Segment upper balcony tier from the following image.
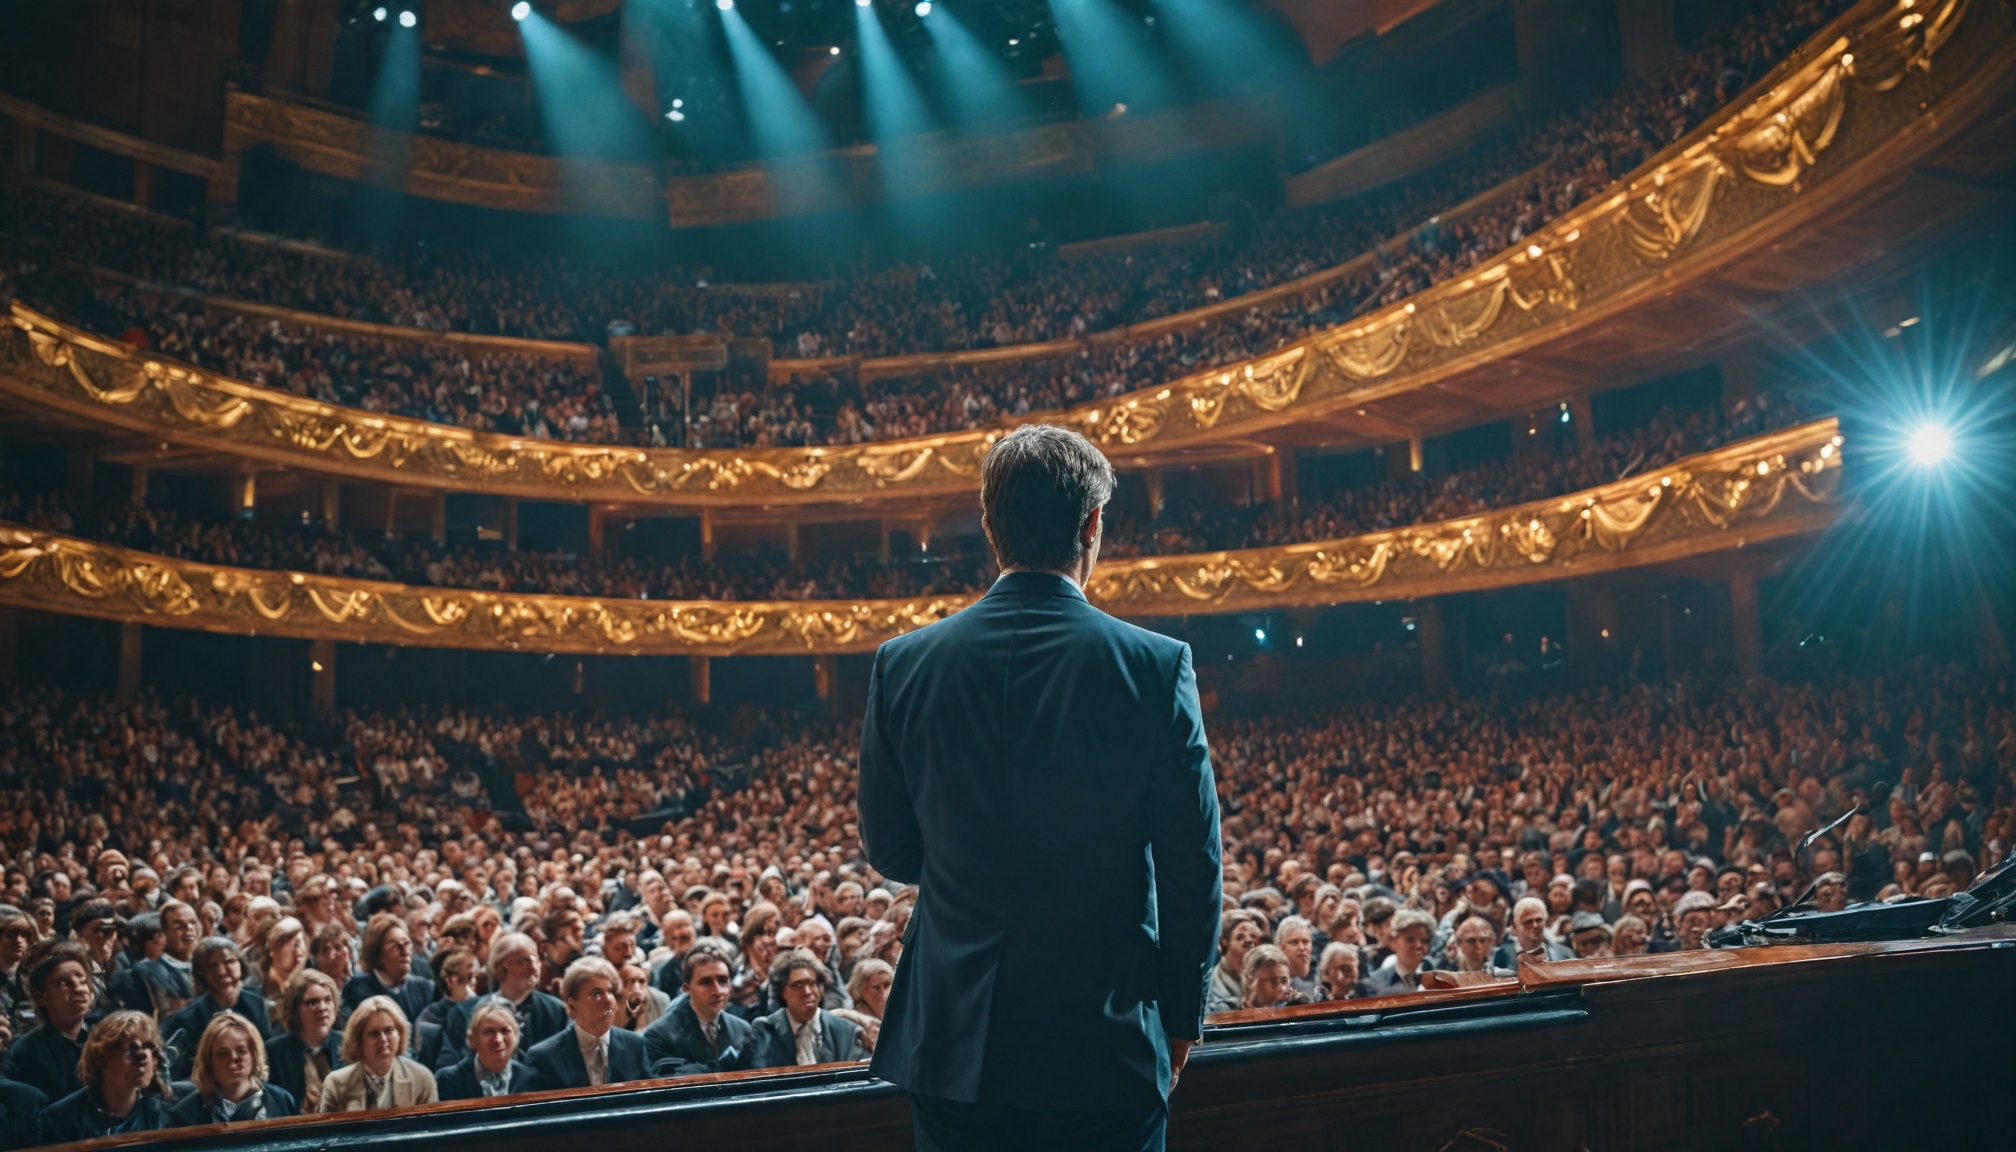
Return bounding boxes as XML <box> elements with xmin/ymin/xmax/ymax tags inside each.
<box><xmin>1</xmin><ymin>0</ymin><xmax>2007</xmax><ymax>509</ymax></box>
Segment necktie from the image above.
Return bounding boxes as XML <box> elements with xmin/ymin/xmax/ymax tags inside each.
<box><xmin>586</xmin><ymin>1038</ymin><xmax>607</xmax><ymax>1086</ymax></box>
<box><xmin>794</xmin><ymin>1018</ymin><xmax>820</xmax><ymax>1066</ymax></box>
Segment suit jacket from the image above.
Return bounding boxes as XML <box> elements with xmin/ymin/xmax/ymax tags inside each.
<box><xmin>315</xmin><ymin>1056</ymin><xmax>437</xmax><ymax>1112</ymax></box>
<box><xmin>518</xmin><ymin>1026</ymin><xmax>649</xmax><ymax>1093</ymax></box>
<box><xmin>859</xmin><ymin>571</ymin><xmax>1222</xmax><ymax>1109</ymax></box>
<box><xmin>1358</xmin><ymin>963</ymin><xmax>1437</xmax><ymax>998</ymax></box>
<box><xmin>0</xmin><ymin>1024</ymin><xmax>86</xmax><ymax>1103</ymax></box>
<box><xmin>263</xmin><ymin>1031</ymin><xmax>342</xmax><ymax>1110</ymax></box>
<box><xmin>434</xmin><ymin>1054</ymin><xmax>526</xmax><ymax>1102</ymax></box>
<box><xmin>37</xmin><ymin>1090</ymin><xmax>172</xmax><ymax>1144</ymax></box>
<box><xmin>342</xmin><ymin>972</ymin><xmax>438</xmax><ymax>1029</ymax></box>
<box><xmin>109</xmin><ymin>958</ymin><xmax>195</xmax><ymax>1020</ymax></box>
<box><xmin>641</xmin><ymin>1000</ymin><xmax>753</xmax><ymax>1078</ymax></box>
<box><xmin>747</xmin><ymin>1008</ymin><xmax>863</xmax><ymax>1070</ymax></box>
<box><xmin>433</xmin><ymin>991</ymin><xmax>567</xmax><ymax>1071</ymax></box>
<box><xmin>165</xmin><ymin>1082</ymin><xmax>299</xmax><ymax>1127</ymax></box>
<box><xmin>0</xmin><ymin>1078</ymin><xmax>48</xmax><ymax>1152</ymax></box>
<box><xmin>162</xmin><ymin>991</ymin><xmax>272</xmax><ymax>1079</ymax></box>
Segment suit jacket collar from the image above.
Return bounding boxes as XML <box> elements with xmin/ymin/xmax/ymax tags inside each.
<box><xmin>985</xmin><ymin>571</ymin><xmax>1088</xmax><ymax>603</ymax></box>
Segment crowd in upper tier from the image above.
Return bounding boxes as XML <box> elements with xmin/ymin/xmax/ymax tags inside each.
<box><xmin>0</xmin><ymin>0</ymin><xmax>1849</xmax><ymax>450</ymax></box>
<box><xmin>0</xmin><ymin>389</ymin><xmax>1812</xmax><ymax>603</ymax></box>
<box><xmin>0</xmin><ymin>655</ymin><xmax>2004</xmax><ymax>1143</ymax></box>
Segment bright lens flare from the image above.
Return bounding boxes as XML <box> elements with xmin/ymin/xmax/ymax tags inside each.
<box><xmin>1906</xmin><ymin>423</ymin><xmax>1953</xmax><ymax>466</ymax></box>
<box><xmin>512</xmin><ymin>2</ymin><xmax>531</xmax><ymax>20</ymax></box>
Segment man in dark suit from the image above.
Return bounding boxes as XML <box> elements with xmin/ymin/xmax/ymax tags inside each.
<box><xmin>0</xmin><ymin>1078</ymin><xmax>48</xmax><ymax>1152</ymax></box>
<box><xmin>518</xmin><ymin>958</ymin><xmax>649</xmax><ymax>1092</ymax></box>
<box><xmin>746</xmin><ymin>949</ymin><xmax>863</xmax><ymax>1069</ymax></box>
<box><xmin>859</xmin><ymin>425</ymin><xmax>1223</xmax><ymax>1152</ymax></box>
<box><xmin>643</xmin><ymin>943</ymin><xmax>751</xmax><ymax>1078</ymax></box>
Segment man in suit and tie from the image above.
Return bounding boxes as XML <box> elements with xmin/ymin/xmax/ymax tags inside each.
<box><xmin>643</xmin><ymin>941</ymin><xmax>752</xmax><ymax>1078</ymax></box>
<box><xmin>859</xmin><ymin>424</ymin><xmax>1224</xmax><ymax>1152</ymax></box>
<box><xmin>433</xmin><ymin>932</ymin><xmax>566</xmax><ymax>1071</ymax></box>
<box><xmin>747</xmin><ymin>949</ymin><xmax>863</xmax><ymax>1069</ymax></box>
<box><xmin>519</xmin><ymin>958</ymin><xmax>649</xmax><ymax>1092</ymax></box>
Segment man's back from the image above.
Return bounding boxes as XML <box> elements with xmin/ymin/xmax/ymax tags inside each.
<box><xmin>860</xmin><ymin>571</ymin><xmax>1222</xmax><ymax>1111</ymax></box>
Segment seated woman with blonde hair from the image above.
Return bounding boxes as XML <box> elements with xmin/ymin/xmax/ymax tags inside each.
<box><xmin>315</xmin><ymin>995</ymin><xmax>437</xmax><ymax>1112</ymax></box>
<box><xmin>37</xmin><ymin>1011</ymin><xmax>174</xmax><ymax>1144</ymax></box>
<box><xmin>169</xmin><ymin>1011</ymin><xmax>299</xmax><ymax>1127</ymax></box>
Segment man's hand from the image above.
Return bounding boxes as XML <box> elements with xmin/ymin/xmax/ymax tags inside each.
<box><xmin>1168</xmin><ymin>1038</ymin><xmax>1196</xmax><ymax>1091</ymax></box>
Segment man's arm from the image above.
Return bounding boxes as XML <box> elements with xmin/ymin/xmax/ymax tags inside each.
<box><xmin>858</xmin><ymin>646</ymin><xmax>924</xmax><ymax>885</ymax></box>
<box><xmin>1148</xmin><ymin>644</ymin><xmax>1223</xmax><ymax>1057</ymax></box>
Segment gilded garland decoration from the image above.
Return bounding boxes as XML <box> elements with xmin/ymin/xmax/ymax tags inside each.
<box><xmin>0</xmin><ymin>422</ymin><xmax>1844</xmax><ymax>655</ymax></box>
<box><xmin>0</xmin><ymin>0</ymin><xmax>1987</xmax><ymax>507</ymax></box>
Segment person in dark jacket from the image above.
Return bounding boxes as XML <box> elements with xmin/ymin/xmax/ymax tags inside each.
<box><xmin>162</xmin><ymin>938</ymin><xmax>270</xmax><ymax>1079</ymax></box>
<box><xmin>37</xmin><ymin>1011</ymin><xmax>173</xmax><ymax>1144</ymax></box>
<box><xmin>746</xmin><ymin>950</ymin><xmax>864</xmax><ymax>1070</ymax></box>
<box><xmin>0</xmin><ymin>1078</ymin><xmax>49</xmax><ymax>1152</ymax></box>
<box><xmin>857</xmin><ymin>426</ymin><xmax>1221</xmax><ymax>1151</ymax></box>
<box><xmin>435</xmin><ymin>1000</ymin><xmax>525</xmax><ymax>1101</ymax></box>
<box><xmin>518</xmin><ymin>959</ymin><xmax>649</xmax><ymax>1092</ymax></box>
<box><xmin>107</xmin><ymin>901</ymin><xmax>200</xmax><ymax>1020</ymax></box>
<box><xmin>167</xmin><ymin>1011</ymin><xmax>300</xmax><ymax>1127</ymax></box>
<box><xmin>1</xmin><ymin>941</ymin><xmax>96</xmax><ymax>1103</ymax></box>
<box><xmin>342</xmin><ymin>915</ymin><xmax>436</xmax><ymax>1033</ymax></box>
<box><xmin>263</xmin><ymin>969</ymin><xmax>343</xmax><ymax>1112</ymax></box>
<box><xmin>642</xmin><ymin>944</ymin><xmax>751</xmax><ymax>1078</ymax></box>
<box><xmin>434</xmin><ymin>933</ymin><xmax>565</xmax><ymax>1071</ymax></box>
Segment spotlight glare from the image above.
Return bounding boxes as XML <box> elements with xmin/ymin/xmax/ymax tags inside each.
<box><xmin>512</xmin><ymin>1</ymin><xmax>530</xmax><ymax>20</ymax></box>
<box><xmin>398</xmin><ymin>8</ymin><xmax>416</xmax><ymax>27</ymax></box>
<box><xmin>830</xmin><ymin>45</ymin><xmax>841</xmax><ymax>54</ymax></box>
<box><xmin>856</xmin><ymin>0</ymin><xmax>871</xmax><ymax>6</ymax></box>
<box><xmin>1906</xmin><ymin>423</ymin><xmax>1953</xmax><ymax>467</ymax></box>
<box><xmin>915</xmin><ymin>0</ymin><xmax>931</xmax><ymax>13</ymax></box>
<box><xmin>1254</xmin><ymin>628</ymin><xmax>1266</xmax><ymax>642</ymax></box>
<box><xmin>716</xmin><ymin>0</ymin><xmax>733</xmax><ymax>9</ymax></box>
<box><xmin>372</xmin><ymin>5</ymin><xmax>387</xmax><ymax>20</ymax></box>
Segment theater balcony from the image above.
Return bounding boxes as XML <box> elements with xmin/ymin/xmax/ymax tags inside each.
<box><xmin>0</xmin><ymin>0</ymin><xmax>2008</xmax><ymax>520</ymax></box>
<box><xmin>0</xmin><ymin>419</ymin><xmax>1842</xmax><ymax>660</ymax></box>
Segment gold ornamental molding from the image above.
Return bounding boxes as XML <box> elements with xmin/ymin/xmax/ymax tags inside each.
<box><xmin>0</xmin><ymin>421</ymin><xmax>1843</xmax><ymax>656</ymax></box>
<box><xmin>1</xmin><ymin>0</ymin><xmax>1988</xmax><ymax>508</ymax></box>
<box><xmin>0</xmin><ymin>302</ymin><xmax>996</xmax><ymax>509</ymax></box>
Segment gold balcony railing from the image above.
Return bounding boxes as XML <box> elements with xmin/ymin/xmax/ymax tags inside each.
<box><xmin>0</xmin><ymin>2</ymin><xmax>1992</xmax><ymax>510</ymax></box>
<box><xmin>0</xmin><ymin>420</ymin><xmax>1843</xmax><ymax>657</ymax></box>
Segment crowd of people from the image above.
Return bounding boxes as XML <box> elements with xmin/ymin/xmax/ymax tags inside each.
<box><xmin>0</xmin><ymin>0</ymin><xmax>1850</xmax><ymax>452</ymax></box>
<box><xmin>0</xmin><ymin>654</ymin><xmax>2004</xmax><ymax>1142</ymax></box>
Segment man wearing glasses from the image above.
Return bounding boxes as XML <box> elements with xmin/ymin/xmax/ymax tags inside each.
<box><xmin>748</xmin><ymin>948</ymin><xmax>863</xmax><ymax>1068</ymax></box>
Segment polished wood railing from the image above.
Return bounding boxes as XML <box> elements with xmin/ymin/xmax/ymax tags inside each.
<box><xmin>40</xmin><ymin>926</ymin><xmax>2016</xmax><ymax>1152</ymax></box>
<box><xmin>0</xmin><ymin>420</ymin><xmax>1842</xmax><ymax>656</ymax></box>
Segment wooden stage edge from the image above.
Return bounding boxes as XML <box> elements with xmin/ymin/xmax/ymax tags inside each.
<box><xmin>45</xmin><ymin>924</ymin><xmax>2016</xmax><ymax>1152</ymax></box>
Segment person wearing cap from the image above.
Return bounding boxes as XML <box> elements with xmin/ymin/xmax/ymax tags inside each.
<box><xmin>67</xmin><ymin>901</ymin><xmax>123</xmax><ymax>1027</ymax></box>
<box><xmin>1567</xmin><ymin>913</ymin><xmax>1612</xmax><ymax>958</ymax></box>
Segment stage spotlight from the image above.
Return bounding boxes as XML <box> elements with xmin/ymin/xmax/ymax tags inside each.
<box><xmin>398</xmin><ymin>8</ymin><xmax>416</xmax><ymax>27</ymax></box>
<box><xmin>856</xmin><ymin>0</ymin><xmax>872</xmax><ymax>7</ymax></box>
<box><xmin>915</xmin><ymin>0</ymin><xmax>931</xmax><ymax>12</ymax></box>
<box><xmin>1907</xmin><ymin>423</ymin><xmax>1954</xmax><ymax>467</ymax></box>
<box><xmin>716</xmin><ymin>0</ymin><xmax>733</xmax><ymax>9</ymax></box>
<box><xmin>1254</xmin><ymin>628</ymin><xmax>1266</xmax><ymax>642</ymax></box>
<box><xmin>512</xmin><ymin>1</ymin><xmax>530</xmax><ymax>20</ymax></box>
<box><xmin>372</xmin><ymin>5</ymin><xmax>387</xmax><ymax>19</ymax></box>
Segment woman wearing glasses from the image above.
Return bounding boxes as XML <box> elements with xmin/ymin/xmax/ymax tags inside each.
<box><xmin>168</xmin><ymin>1012</ymin><xmax>300</xmax><ymax>1127</ymax></box>
<box><xmin>36</xmin><ymin>1011</ymin><xmax>174</xmax><ymax>1143</ymax></box>
<box><xmin>315</xmin><ymin>995</ymin><xmax>437</xmax><ymax>1112</ymax></box>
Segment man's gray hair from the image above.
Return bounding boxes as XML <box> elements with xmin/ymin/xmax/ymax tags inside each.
<box><xmin>980</xmin><ymin>425</ymin><xmax>1115</xmax><ymax>572</ymax></box>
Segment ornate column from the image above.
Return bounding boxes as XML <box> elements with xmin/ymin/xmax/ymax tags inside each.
<box><xmin>1728</xmin><ymin>572</ymin><xmax>1763</xmax><ymax>681</ymax></box>
<box><xmin>310</xmin><ymin>638</ymin><xmax>336</xmax><ymax>719</ymax></box>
